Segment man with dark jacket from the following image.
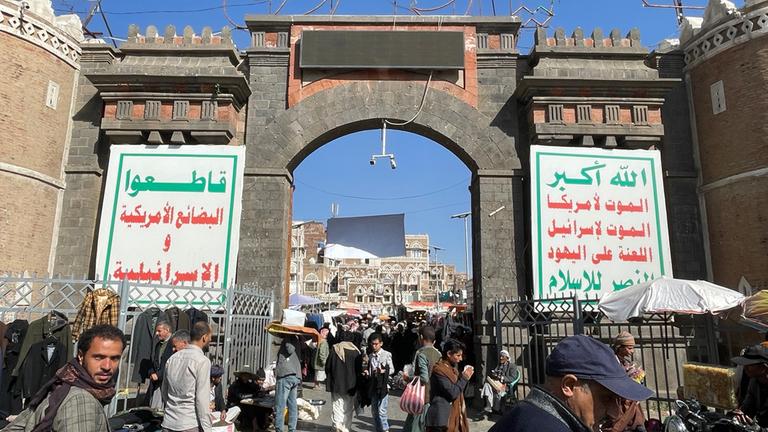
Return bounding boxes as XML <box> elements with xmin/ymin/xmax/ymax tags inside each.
<box><xmin>490</xmin><ymin>335</ymin><xmax>653</xmax><ymax>432</ymax></box>
<box><xmin>275</xmin><ymin>335</ymin><xmax>302</xmax><ymax>432</ymax></box>
<box><xmin>145</xmin><ymin>320</ymin><xmax>173</xmax><ymax>408</ymax></box>
<box><xmin>326</xmin><ymin>331</ymin><xmax>362</xmax><ymax>432</ymax></box>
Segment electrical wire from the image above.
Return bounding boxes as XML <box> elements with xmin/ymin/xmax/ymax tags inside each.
<box><xmin>96</xmin><ymin>0</ymin><xmax>118</xmax><ymax>48</ymax></box>
<box><xmin>383</xmin><ymin>71</ymin><xmax>433</xmax><ymax>127</ymax></box>
<box><xmin>407</xmin><ymin>201</ymin><xmax>466</xmax><ymax>215</ymax></box>
<box><xmin>330</xmin><ymin>0</ymin><xmax>341</xmax><ymax>15</ymax></box>
<box><xmin>273</xmin><ymin>0</ymin><xmax>289</xmax><ymax>14</ymax></box>
<box><xmin>53</xmin><ymin>1</ymin><xmax>269</xmax><ymax>15</ymax></box>
<box><xmin>411</xmin><ymin>0</ymin><xmax>455</xmax><ymax>13</ymax></box>
<box><xmin>464</xmin><ymin>0</ymin><xmax>473</xmax><ymax>14</ymax></box>
<box><xmin>222</xmin><ymin>0</ymin><xmax>249</xmax><ymax>30</ymax></box>
<box><xmin>303</xmin><ymin>0</ymin><xmax>328</xmax><ymax>15</ymax></box>
<box><xmin>295</xmin><ymin>177</ymin><xmax>469</xmax><ymax>201</ymax></box>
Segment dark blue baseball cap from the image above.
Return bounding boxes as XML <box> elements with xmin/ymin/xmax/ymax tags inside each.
<box><xmin>546</xmin><ymin>335</ymin><xmax>654</xmax><ymax>401</ymax></box>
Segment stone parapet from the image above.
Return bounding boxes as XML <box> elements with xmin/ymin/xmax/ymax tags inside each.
<box><xmin>681</xmin><ymin>1</ymin><xmax>768</xmax><ymax>69</ymax></box>
<box><xmin>0</xmin><ymin>0</ymin><xmax>80</xmax><ymax>68</ymax></box>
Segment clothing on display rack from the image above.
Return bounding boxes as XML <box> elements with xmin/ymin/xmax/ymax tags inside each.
<box><xmin>0</xmin><ymin>319</ymin><xmax>28</xmax><ymax>415</ymax></box>
<box><xmin>71</xmin><ymin>288</ymin><xmax>120</xmax><ymax>341</ymax></box>
<box><xmin>20</xmin><ymin>334</ymin><xmax>67</xmax><ymax>399</ymax></box>
<box><xmin>130</xmin><ymin>308</ymin><xmax>168</xmax><ymax>383</ymax></box>
<box><xmin>12</xmin><ymin>311</ymin><xmax>73</xmax><ymax>379</ymax></box>
<box><xmin>164</xmin><ymin>307</ymin><xmax>190</xmax><ymax>333</ymax></box>
<box><xmin>185</xmin><ymin>308</ymin><xmax>208</xmax><ymax>326</ymax></box>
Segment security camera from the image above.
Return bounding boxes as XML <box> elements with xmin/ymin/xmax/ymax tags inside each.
<box><xmin>20</xmin><ymin>1</ymin><xmax>30</xmax><ymax>9</ymax></box>
<box><xmin>369</xmin><ymin>158</ymin><xmax>376</xmax><ymax>166</ymax></box>
<box><xmin>390</xmin><ymin>158</ymin><xmax>397</xmax><ymax>169</ymax></box>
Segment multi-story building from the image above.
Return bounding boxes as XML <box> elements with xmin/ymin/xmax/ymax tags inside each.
<box><xmin>289</xmin><ymin>222</ymin><xmax>461</xmax><ymax>314</ymax></box>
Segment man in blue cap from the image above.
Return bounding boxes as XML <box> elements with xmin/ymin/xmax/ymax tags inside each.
<box><xmin>490</xmin><ymin>335</ymin><xmax>653</xmax><ymax>432</ymax></box>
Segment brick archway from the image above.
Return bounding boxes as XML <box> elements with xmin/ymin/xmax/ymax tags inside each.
<box><xmin>249</xmin><ymin>80</ymin><xmax>518</xmax><ymax>173</ymax></box>
<box><xmin>239</xmin><ymin>78</ymin><xmax>526</xmax><ymax>327</ymax></box>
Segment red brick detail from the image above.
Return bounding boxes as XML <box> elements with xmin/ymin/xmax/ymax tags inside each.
<box><xmin>619</xmin><ymin>107</ymin><xmax>632</xmax><ymax>123</ymax></box>
<box><xmin>286</xmin><ymin>24</ymin><xmax>478</xmax><ymax>108</ymax></box>
<box><xmin>591</xmin><ymin>106</ymin><xmax>604</xmax><ymax>124</ymax></box>
<box><xmin>562</xmin><ymin>106</ymin><xmax>576</xmax><ymax>123</ymax></box>
<box><xmin>488</xmin><ymin>34</ymin><xmax>501</xmax><ymax>49</ymax></box>
<box><xmin>161</xmin><ymin>103</ymin><xmax>174</xmax><ymax>120</ymax></box>
<box><xmin>131</xmin><ymin>103</ymin><xmax>143</xmax><ymax>119</ymax></box>
<box><xmin>265</xmin><ymin>32</ymin><xmax>279</xmax><ymax>48</ymax></box>
<box><xmin>105</xmin><ymin>102</ymin><xmax>117</xmax><ymax>119</ymax></box>
<box><xmin>647</xmin><ymin>107</ymin><xmax>662</xmax><ymax>124</ymax></box>
<box><xmin>188</xmin><ymin>103</ymin><xmax>201</xmax><ymax>120</ymax></box>
<box><xmin>532</xmin><ymin>107</ymin><xmax>546</xmax><ymax>124</ymax></box>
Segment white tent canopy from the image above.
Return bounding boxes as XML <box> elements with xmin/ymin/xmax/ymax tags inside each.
<box><xmin>598</xmin><ymin>276</ymin><xmax>744</xmax><ymax>322</ymax></box>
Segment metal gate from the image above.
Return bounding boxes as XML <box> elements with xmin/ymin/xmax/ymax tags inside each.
<box><xmin>494</xmin><ymin>295</ymin><xmax>722</xmax><ymax>419</ymax></box>
<box><xmin>0</xmin><ymin>274</ymin><xmax>274</xmax><ymax>414</ymax></box>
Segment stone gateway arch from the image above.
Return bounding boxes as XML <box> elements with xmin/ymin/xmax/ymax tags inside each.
<box><xmin>37</xmin><ymin>11</ymin><xmax>712</xmax><ymax>382</ymax></box>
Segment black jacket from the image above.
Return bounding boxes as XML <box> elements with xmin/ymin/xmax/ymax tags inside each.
<box><xmin>0</xmin><ymin>320</ymin><xmax>28</xmax><ymax>415</ymax></box>
<box><xmin>21</xmin><ymin>338</ymin><xmax>67</xmax><ymax>399</ymax></box>
<box><xmin>490</xmin><ymin>386</ymin><xmax>591</xmax><ymax>432</ymax></box>
<box><xmin>165</xmin><ymin>307</ymin><xmax>191</xmax><ymax>332</ymax></box>
<box><xmin>185</xmin><ymin>308</ymin><xmax>209</xmax><ymax>326</ymax></box>
<box><xmin>326</xmin><ymin>344</ymin><xmax>362</xmax><ymax>396</ymax></box>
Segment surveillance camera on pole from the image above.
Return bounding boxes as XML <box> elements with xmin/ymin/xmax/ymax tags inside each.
<box><xmin>369</xmin><ymin>120</ymin><xmax>397</xmax><ymax>169</ymax></box>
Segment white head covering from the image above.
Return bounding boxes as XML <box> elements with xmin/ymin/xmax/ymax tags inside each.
<box><xmin>500</xmin><ymin>350</ymin><xmax>511</xmax><ymax>359</ymax></box>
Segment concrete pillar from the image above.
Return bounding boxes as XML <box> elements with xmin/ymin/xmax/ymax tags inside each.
<box><xmin>237</xmin><ymin>171</ymin><xmax>293</xmax><ymax>311</ymax></box>
<box><xmin>470</xmin><ymin>170</ymin><xmax>526</xmax><ymax>404</ymax></box>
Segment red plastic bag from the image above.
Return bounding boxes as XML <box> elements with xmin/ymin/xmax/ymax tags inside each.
<box><xmin>399</xmin><ymin>377</ymin><xmax>426</xmax><ymax>415</ymax></box>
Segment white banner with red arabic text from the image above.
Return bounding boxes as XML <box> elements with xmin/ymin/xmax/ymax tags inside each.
<box><xmin>530</xmin><ymin>146</ymin><xmax>673</xmax><ymax>301</ymax></box>
<box><xmin>95</xmin><ymin>145</ymin><xmax>245</xmax><ymax>298</ymax></box>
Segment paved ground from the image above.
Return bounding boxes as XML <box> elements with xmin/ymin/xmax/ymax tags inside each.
<box><xmin>293</xmin><ymin>383</ymin><xmax>498</xmax><ymax>432</ymax></box>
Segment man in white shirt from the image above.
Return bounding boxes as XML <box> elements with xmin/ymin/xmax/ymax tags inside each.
<box><xmin>366</xmin><ymin>333</ymin><xmax>394</xmax><ymax>432</ymax></box>
<box><xmin>161</xmin><ymin>321</ymin><xmax>213</xmax><ymax>432</ymax></box>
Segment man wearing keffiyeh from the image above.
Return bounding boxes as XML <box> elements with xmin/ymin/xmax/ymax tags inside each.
<box><xmin>2</xmin><ymin>325</ymin><xmax>125</xmax><ymax>432</ymax></box>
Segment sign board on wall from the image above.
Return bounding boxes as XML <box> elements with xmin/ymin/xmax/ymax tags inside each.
<box><xmin>95</xmin><ymin>145</ymin><xmax>245</xmax><ymax>293</ymax></box>
<box><xmin>530</xmin><ymin>146</ymin><xmax>673</xmax><ymax>301</ymax></box>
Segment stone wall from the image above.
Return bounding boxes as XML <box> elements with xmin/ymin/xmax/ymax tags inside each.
<box><xmin>0</xmin><ymin>1</ymin><xmax>80</xmax><ymax>275</ymax></box>
<box><xmin>683</xmin><ymin>0</ymin><xmax>768</xmax><ymax>290</ymax></box>
<box><xmin>52</xmin><ymin>43</ymin><xmax>115</xmax><ymax>278</ymax></box>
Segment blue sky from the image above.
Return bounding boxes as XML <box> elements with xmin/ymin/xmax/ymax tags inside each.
<box><xmin>53</xmin><ymin>0</ymin><xmax>717</xmax><ymax>273</ymax></box>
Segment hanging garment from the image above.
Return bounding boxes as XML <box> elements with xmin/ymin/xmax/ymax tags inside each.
<box><xmin>184</xmin><ymin>308</ymin><xmax>209</xmax><ymax>326</ymax></box>
<box><xmin>12</xmin><ymin>312</ymin><xmax>72</xmax><ymax>378</ymax></box>
<box><xmin>130</xmin><ymin>308</ymin><xmax>167</xmax><ymax>383</ymax></box>
<box><xmin>71</xmin><ymin>288</ymin><xmax>120</xmax><ymax>340</ymax></box>
<box><xmin>20</xmin><ymin>337</ymin><xmax>67</xmax><ymax>399</ymax></box>
<box><xmin>164</xmin><ymin>307</ymin><xmax>191</xmax><ymax>333</ymax></box>
<box><xmin>0</xmin><ymin>319</ymin><xmax>28</xmax><ymax>415</ymax></box>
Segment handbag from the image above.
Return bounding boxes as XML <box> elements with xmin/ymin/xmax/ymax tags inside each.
<box><xmin>399</xmin><ymin>377</ymin><xmax>426</xmax><ymax>415</ymax></box>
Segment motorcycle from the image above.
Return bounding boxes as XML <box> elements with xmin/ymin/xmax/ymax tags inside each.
<box><xmin>663</xmin><ymin>399</ymin><xmax>765</xmax><ymax>432</ymax></box>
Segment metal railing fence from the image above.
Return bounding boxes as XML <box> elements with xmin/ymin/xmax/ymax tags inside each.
<box><xmin>0</xmin><ymin>274</ymin><xmax>274</xmax><ymax>415</ymax></box>
<box><xmin>494</xmin><ymin>295</ymin><xmax>725</xmax><ymax>419</ymax></box>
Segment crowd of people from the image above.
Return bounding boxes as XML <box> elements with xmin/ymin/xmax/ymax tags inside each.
<box><xmin>272</xmin><ymin>309</ymin><xmax>478</xmax><ymax>432</ymax></box>
<box><xmin>5</xmin><ymin>312</ymin><xmax>768</xmax><ymax>432</ymax></box>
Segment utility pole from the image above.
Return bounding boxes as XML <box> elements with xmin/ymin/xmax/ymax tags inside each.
<box><xmin>430</xmin><ymin>245</ymin><xmax>444</xmax><ymax>311</ymax></box>
<box><xmin>451</xmin><ymin>211</ymin><xmax>471</xmax><ymax>279</ymax></box>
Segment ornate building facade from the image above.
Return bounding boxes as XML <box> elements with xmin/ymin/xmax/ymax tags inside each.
<box><xmin>290</xmin><ymin>221</ymin><xmax>464</xmax><ymax>314</ymax></box>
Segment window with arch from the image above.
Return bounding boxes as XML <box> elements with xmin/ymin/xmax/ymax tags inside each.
<box><xmin>304</xmin><ymin>273</ymin><xmax>319</xmax><ymax>293</ymax></box>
